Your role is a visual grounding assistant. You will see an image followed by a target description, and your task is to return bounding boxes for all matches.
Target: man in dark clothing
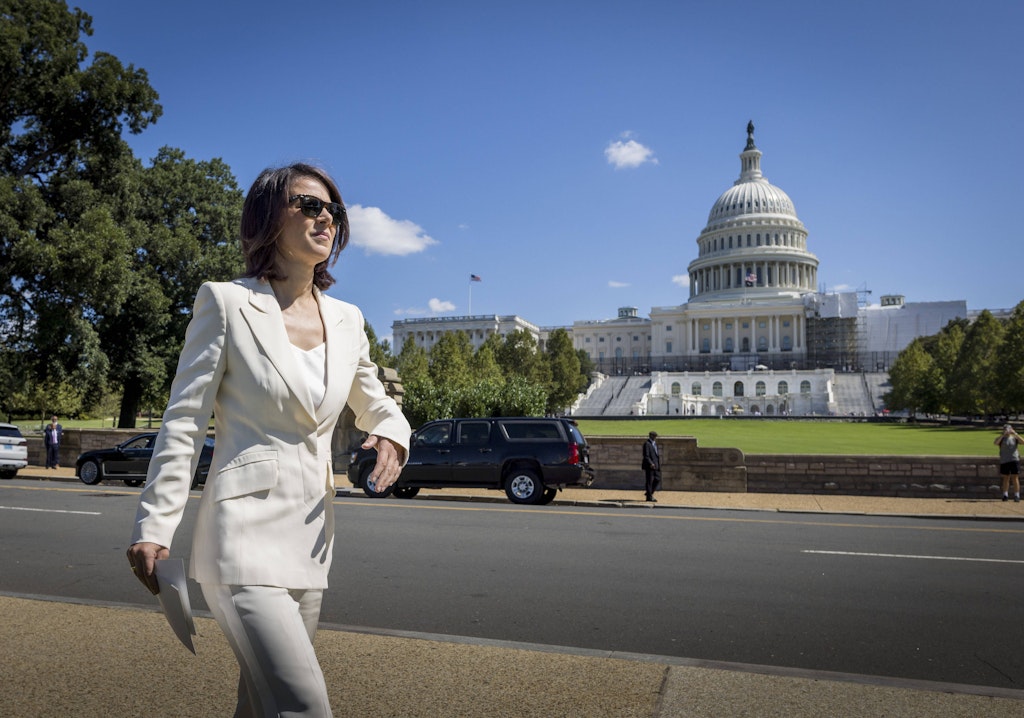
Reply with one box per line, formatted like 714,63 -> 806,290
642,431 -> 661,502
44,415 -> 63,469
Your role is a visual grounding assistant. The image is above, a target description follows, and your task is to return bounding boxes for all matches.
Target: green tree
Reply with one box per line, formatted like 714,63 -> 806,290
930,320 -> 966,416
497,376 -> 547,416
100,149 -> 244,426
428,331 -> 473,389
497,330 -> 543,382
884,339 -> 938,416
396,336 -> 428,385
469,342 -> 503,384
995,301 -> 1024,413
948,310 -> 1004,416
363,321 -> 392,368
576,348 -> 596,380
544,328 -> 584,413
0,5 -> 250,426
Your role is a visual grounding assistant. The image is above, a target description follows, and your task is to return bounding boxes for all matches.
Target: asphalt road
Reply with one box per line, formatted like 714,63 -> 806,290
2,479 -> 1023,691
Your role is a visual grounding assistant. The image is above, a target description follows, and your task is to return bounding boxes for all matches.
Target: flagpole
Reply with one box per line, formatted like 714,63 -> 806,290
468,279 -> 472,316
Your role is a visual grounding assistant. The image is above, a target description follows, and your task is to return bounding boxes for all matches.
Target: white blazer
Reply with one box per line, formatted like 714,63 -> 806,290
130,277 -> 410,589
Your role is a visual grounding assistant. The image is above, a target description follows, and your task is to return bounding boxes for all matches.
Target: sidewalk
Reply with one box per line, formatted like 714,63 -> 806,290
4,466 -> 1023,717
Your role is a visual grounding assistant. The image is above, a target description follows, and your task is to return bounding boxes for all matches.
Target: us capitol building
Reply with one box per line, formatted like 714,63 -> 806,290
392,123 -> 968,416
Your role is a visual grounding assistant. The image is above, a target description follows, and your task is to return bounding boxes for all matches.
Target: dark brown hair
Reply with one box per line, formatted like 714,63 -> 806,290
240,163 -> 350,290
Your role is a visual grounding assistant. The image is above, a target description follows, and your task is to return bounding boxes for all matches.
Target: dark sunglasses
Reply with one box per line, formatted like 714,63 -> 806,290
288,194 -> 346,225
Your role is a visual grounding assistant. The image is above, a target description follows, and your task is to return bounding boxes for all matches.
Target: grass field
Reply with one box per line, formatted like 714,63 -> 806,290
11,416 -> 1003,458
574,419 -> 1000,457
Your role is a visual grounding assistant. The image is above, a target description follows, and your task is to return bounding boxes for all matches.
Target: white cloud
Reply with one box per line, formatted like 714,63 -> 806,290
347,204 -> 438,256
428,298 -> 455,313
608,280 -> 630,288
832,283 -> 853,291
672,274 -> 690,288
604,133 -> 658,170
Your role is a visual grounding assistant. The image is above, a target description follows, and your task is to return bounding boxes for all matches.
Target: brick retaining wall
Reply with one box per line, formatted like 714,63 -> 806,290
25,430 -> 1002,499
744,454 -> 1000,499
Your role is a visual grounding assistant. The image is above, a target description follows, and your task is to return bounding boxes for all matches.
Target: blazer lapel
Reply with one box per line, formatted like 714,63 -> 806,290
317,289 -> 348,424
238,278 -> 317,423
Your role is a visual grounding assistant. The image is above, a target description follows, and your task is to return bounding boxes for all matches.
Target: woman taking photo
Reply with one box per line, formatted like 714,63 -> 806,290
127,163 -> 410,716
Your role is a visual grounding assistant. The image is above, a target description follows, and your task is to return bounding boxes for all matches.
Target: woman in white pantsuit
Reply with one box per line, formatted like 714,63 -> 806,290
127,163 -> 410,717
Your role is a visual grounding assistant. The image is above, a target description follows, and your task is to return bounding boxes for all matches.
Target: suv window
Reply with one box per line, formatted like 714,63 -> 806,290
501,421 -> 563,441
0,426 -> 23,439
564,422 -> 586,445
458,421 -> 490,445
417,422 -> 452,447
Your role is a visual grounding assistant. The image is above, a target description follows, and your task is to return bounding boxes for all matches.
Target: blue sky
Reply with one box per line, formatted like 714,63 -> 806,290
80,0 -> 1022,345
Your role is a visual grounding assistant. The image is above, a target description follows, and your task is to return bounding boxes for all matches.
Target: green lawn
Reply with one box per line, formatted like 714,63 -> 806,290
11,415 -> 1002,458
575,419 -> 1000,457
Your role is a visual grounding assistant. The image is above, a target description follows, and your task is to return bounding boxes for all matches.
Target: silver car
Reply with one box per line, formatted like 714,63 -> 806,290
0,423 -> 28,479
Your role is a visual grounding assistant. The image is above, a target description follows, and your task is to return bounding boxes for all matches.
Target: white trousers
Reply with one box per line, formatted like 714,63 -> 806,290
202,584 -> 332,718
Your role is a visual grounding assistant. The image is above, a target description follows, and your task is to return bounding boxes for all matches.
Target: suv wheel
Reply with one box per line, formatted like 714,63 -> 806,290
123,479 -> 144,487
538,488 -> 557,505
79,459 -> 104,485
360,463 -> 394,499
505,469 -> 543,504
393,486 -> 420,499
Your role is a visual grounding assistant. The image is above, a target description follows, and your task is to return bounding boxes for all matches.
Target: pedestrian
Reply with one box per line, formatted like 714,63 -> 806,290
994,423 -> 1021,502
43,415 -> 62,469
642,430 -> 661,502
126,162 -> 411,717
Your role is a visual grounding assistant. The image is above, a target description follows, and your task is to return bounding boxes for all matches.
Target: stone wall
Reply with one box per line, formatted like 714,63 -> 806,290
584,436 -> 1000,499
28,422 -> 1002,500
744,454 -> 1000,499
587,436 -> 746,492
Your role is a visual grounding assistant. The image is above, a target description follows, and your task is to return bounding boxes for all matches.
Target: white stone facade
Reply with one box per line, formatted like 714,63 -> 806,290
643,368 -> 835,417
392,315 -> 541,353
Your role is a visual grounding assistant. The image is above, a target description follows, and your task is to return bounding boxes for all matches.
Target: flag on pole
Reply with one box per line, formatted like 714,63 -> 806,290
744,272 -> 756,287
470,274 -> 482,282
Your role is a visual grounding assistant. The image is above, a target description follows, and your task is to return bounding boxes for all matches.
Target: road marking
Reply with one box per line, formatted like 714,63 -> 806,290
802,550 -> 1024,564
0,505 -> 101,516
336,499 -> 1024,535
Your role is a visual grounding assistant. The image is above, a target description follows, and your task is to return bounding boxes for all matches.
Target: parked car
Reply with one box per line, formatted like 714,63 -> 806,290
0,423 -> 28,479
76,433 -> 214,488
347,417 -> 595,504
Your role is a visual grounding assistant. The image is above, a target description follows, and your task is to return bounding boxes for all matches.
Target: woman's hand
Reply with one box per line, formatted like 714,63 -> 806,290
361,435 -> 406,491
126,541 -> 168,595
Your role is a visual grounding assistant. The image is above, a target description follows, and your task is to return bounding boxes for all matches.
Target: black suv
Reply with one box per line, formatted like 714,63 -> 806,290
347,417 -> 595,504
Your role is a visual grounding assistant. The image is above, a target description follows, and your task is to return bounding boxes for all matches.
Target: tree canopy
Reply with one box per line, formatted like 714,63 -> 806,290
397,328 -> 591,427
885,306 -> 1024,418
0,1 -> 243,424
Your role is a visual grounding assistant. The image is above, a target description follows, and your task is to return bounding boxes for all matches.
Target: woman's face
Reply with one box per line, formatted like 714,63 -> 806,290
274,176 -> 337,273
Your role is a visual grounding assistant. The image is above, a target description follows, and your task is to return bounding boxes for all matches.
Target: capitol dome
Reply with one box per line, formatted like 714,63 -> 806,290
686,122 -> 818,303
706,174 -> 797,224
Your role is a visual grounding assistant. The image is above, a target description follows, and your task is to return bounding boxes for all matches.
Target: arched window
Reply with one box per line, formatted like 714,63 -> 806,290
691,382 -> 702,396
757,336 -> 768,351
800,380 -> 811,394
615,347 -> 623,359
778,381 -> 788,395
724,337 -> 734,352
671,382 -> 681,396
781,335 -> 792,351
713,381 -> 723,397
701,338 -> 710,353
734,381 -> 745,397
755,381 -> 766,396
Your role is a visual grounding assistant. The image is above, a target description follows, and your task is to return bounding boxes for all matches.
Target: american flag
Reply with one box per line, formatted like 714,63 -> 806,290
745,272 -> 757,286
470,274 -> 482,282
